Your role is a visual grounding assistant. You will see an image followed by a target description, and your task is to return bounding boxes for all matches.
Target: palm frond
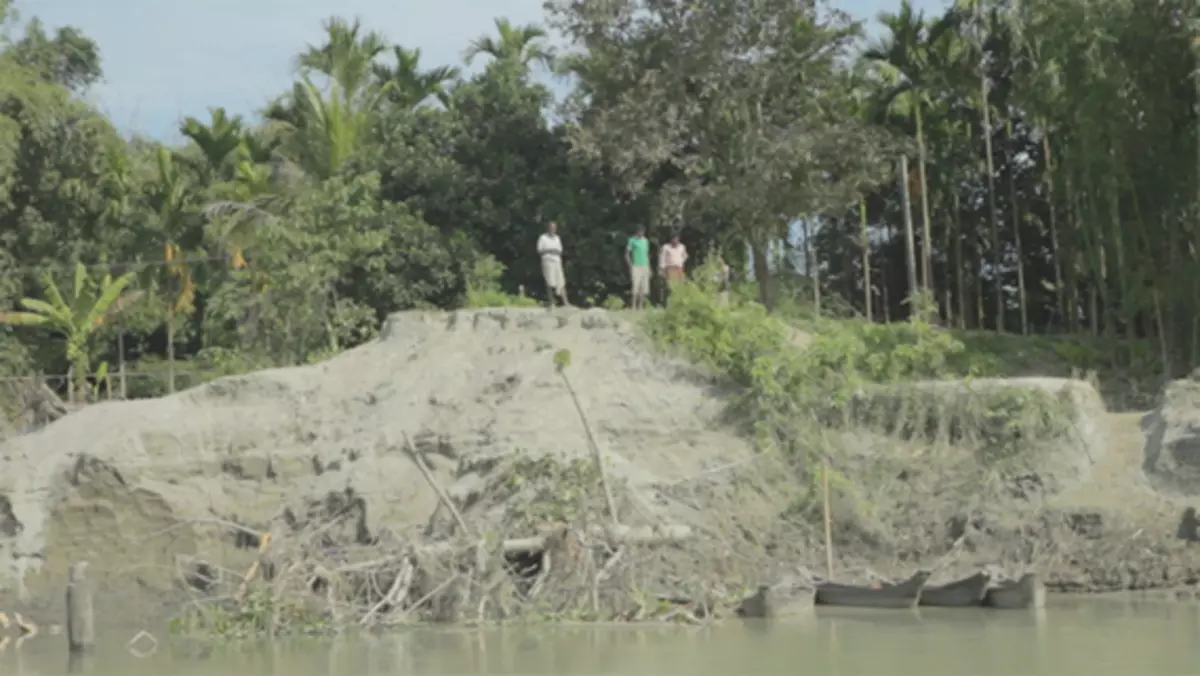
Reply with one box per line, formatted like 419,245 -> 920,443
19,298 -> 69,325
0,311 -> 49,326
84,272 -> 136,330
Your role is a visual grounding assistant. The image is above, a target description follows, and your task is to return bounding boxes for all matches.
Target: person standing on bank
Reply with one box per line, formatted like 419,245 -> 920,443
537,221 -> 569,308
625,226 -> 652,310
659,233 -> 688,286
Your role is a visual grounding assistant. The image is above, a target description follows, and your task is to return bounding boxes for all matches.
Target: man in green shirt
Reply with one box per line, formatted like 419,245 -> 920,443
625,227 -> 651,310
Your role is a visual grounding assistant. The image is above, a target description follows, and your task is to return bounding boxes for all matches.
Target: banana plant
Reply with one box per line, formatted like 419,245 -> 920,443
0,263 -> 141,400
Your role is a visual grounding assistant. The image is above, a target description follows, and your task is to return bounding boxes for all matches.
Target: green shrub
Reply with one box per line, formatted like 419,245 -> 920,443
465,289 -> 540,308
601,295 -> 626,310
463,255 -> 540,308
642,281 -> 1071,463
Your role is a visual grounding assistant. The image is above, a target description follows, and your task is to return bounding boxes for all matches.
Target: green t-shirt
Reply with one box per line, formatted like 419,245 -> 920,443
627,236 -> 650,267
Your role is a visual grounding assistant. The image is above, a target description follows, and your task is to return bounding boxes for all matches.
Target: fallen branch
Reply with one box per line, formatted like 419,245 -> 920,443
527,550 -> 552,599
402,432 -> 473,537
234,531 -> 273,602
421,523 -> 692,557
592,546 -> 625,612
389,573 -> 462,626
136,517 -> 263,543
361,556 -> 415,626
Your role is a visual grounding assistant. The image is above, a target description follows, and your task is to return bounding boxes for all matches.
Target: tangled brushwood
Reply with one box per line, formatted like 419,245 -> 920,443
169,444 -> 819,639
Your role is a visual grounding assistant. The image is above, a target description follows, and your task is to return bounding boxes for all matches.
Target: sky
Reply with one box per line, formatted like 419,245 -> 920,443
20,0 -> 946,141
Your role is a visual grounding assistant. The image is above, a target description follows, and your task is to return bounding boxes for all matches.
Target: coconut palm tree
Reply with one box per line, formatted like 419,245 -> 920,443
180,107 -> 245,182
143,147 -> 197,393
373,46 -> 460,109
463,18 -> 555,71
295,16 -> 387,98
865,1 -> 959,298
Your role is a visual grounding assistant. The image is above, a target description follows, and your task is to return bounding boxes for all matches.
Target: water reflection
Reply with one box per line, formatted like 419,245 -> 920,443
3,598 -> 1197,676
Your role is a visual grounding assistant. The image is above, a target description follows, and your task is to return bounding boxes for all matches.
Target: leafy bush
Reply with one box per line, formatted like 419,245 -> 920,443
464,255 -> 539,308
643,278 -> 1073,463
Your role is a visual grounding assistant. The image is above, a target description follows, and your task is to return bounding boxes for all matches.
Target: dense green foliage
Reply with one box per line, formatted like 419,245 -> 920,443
0,0 -> 1195,399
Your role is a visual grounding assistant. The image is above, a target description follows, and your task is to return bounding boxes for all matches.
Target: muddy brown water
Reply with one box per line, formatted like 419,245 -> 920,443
2,597 -> 1197,675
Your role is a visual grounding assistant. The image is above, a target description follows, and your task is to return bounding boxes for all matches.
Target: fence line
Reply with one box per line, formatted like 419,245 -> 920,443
0,370 -> 219,384
1,254 -> 233,277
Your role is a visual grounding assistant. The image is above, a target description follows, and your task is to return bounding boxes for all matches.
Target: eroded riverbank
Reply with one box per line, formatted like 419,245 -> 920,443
2,308 -> 1199,635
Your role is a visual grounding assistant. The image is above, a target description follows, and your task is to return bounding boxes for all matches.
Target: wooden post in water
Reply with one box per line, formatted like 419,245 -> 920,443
66,562 -> 94,655
822,461 -> 834,578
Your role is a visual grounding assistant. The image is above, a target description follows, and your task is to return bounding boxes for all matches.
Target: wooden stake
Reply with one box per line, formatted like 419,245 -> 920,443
66,561 -> 94,655
822,461 -> 834,578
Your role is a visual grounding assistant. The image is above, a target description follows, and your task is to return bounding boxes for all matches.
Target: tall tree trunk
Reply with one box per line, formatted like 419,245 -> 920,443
167,304 -> 176,394
860,199 -> 872,321
953,192 -> 965,329
914,103 -> 934,295
882,222 -> 892,323
900,154 -> 919,306
981,80 -> 1003,331
1064,174 -> 1081,332
752,240 -> 775,311
803,219 -> 820,314
117,321 -> 127,400
1005,120 -> 1029,335
974,225 -> 985,329
941,193 -> 953,327
1042,132 -> 1065,329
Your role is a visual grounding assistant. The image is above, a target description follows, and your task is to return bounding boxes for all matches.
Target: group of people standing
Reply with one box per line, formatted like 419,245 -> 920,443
535,222 -> 730,310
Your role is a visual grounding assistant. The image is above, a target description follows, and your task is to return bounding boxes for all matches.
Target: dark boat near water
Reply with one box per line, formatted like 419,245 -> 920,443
984,573 -> 1045,609
814,570 -> 931,609
919,571 -> 991,607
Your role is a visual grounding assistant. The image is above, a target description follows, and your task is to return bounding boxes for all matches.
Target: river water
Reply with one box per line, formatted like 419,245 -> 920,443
2,597 -> 1197,675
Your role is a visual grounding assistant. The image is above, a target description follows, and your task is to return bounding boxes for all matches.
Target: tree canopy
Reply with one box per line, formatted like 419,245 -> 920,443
1,0 -> 1196,394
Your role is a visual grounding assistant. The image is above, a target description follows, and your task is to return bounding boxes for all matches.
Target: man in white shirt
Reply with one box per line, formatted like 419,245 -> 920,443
658,233 -> 688,305
537,221 -> 569,308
